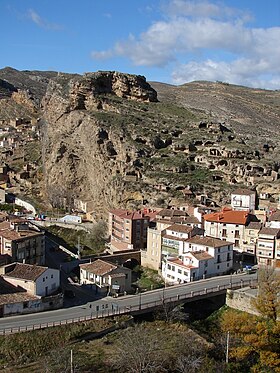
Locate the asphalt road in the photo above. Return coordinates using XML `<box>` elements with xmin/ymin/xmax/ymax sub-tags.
<box><xmin>0</xmin><ymin>272</ymin><xmax>257</xmax><ymax>333</ymax></box>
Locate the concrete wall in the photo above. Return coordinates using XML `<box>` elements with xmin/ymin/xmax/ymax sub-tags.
<box><xmin>14</xmin><ymin>197</ymin><xmax>36</xmax><ymax>215</ymax></box>
<box><xmin>226</xmin><ymin>287</ymin><xmax>260</xmax><ymax>316</ymax></box>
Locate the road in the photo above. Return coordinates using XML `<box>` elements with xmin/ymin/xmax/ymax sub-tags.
<box><xmin>0</xmin><ymin>272</ymin><xmax>257</xmax><ymax>333</ymax></box>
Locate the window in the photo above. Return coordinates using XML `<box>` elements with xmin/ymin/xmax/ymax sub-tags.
<box><xmin>235</xmin><ymin>240</ymin><xmax>239</xmax><ymax>247</ymax></box>
<box><xmin>51</xmin><ymin>274</ymin><xmax>53</xmax><ymax>279</ymax></box>
<box><xmin>222</xmin><ymin>229</ymin><xmax>227</xmax><ymax>237</ymax></box>
<box><xmin>167</xmin><ymin>264</ymin><xmax>171</xmax><ymax>270</ymax></box>
<box><xmin>178</xmin><ymin>269</ymin><xmax>182</xmax><ymax>274</ymax></box>
<box><xmin>23</xmin><ymin>302</ymin><xmax>28</xmax><ymax>309</ymax></box>
<box><xmin>43</xmin><ymin>278</ymin><xmax>45</xmax><ymax>282</ymax></box>
<box><xmin>217</xmin><ymin>265</ymin><xmax>220</xmax><ymax>269</ymax></box>
<box><xmin>227</xmin><ymin>263</ymin><xmax>230</xmax><ymax>267</ymax></box>
<box><xmin>206</xmin><ymin>247</ymin><xmax>209</xmax><ymax>252</ymax></box>
<box><xmin>171</xmin><ymin>266</ymin><xmax>175</xmax><ymax>271</ymax></box>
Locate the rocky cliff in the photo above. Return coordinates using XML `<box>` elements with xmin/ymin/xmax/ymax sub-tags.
<box><xmin>41</xmin><ymin>71</ymin><xmax>158</xmax><ymax>212</ymax></box>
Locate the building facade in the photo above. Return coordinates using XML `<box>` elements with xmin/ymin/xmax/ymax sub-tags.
<box><xmin>109</xmin><ymin>209</ymin><xmax>157</xmax><ymax>250</ymax></box>
<box><xmin>231</xmin><ymin>189</ymin><xmax>256</xmax><ymax>211</ymax></box>
<box><xmin>0</xmin><ymin>220</ymin><xmax>45</xmax><ymax>265</ymax></box>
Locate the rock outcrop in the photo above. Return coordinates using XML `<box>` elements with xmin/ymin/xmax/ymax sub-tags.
<box><xmin>41</xmin><ymin>71</ymin><xmax>158</xmax><ymax>212</ymax></box>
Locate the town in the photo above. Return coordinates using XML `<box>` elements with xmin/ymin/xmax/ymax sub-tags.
<box><xmin>0</xmin><ymin>182</ymin><xmax>279</xmax><ymax>318</ymax></box>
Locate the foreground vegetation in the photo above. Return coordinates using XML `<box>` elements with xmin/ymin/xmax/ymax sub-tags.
<box><xmin>1</xmin><ymin>303</ymin><xmax>279</xmax><ymax>372</ymax></box>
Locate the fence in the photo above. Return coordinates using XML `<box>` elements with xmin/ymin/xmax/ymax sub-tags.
<box><xmin>0</xmin><ymin>278</ymin><xmax>257</xmax><ymax>335</ymax></box>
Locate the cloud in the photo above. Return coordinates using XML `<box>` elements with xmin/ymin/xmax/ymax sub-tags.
<box><xmin>27</xmin><ymin>9</ymin><xmax>62</xmax><ymax>30</ymax></box>
<box><xmin>172</xmin><ymin>58</ymin><xmax>280</xmax><ymax>89</ymax></box>
<box><xmin>90</xmin><ymin>0</ymin><xmax>280</xmax><ymax>88</ymax></box>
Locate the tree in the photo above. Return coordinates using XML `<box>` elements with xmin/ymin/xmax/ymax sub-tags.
<box><xmin>111</xmin><ymin>323</ymin><xmax>169</xmax><ymax>373</ymax></box>
<box><xmin>220</xmin><ymin>308</ymin><xmax>280</xmax><ymax>371</ymax></box>
<box><xmin>86</xmin><ymin>220</ymin><xmax>108</xmax><ymax>251</ymax></box>
<box><xmin>253</xmin><ymin>267</ymin><xmax>280</xmax><ymax>322</ymax></box>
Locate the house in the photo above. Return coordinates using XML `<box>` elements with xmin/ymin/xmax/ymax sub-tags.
<box><xmin>162</xmin><ymin>235</ymin><xmax>233</xmax><ymax>285</ymax></box>
<box><xmin>231</xmin><ymin>188</ymin><xmax>256</xmax><ymax>212</ymax></box>
<box><xmin>268</xmin><ymin>210</ymin><xmax>280</xmax><ymax>229</ymax></box>
<box><xmin>0</xmin><ymin>263</ymin><xmax>62</xmax><ymax>317</ymax></box>
<box><xmin>256</xmin><ymin>227</ymin><xmax>280</xmax><ymax>266</ymax></box>
<box><xmin>80</xmin><ymin>259</ymin><xmax>132</xmax><ymax>295</ymax></box>
<box><xmin>161</xmin><ymin>224</ymin><xmax>204</xmax><ymax>257</ymax></box>
<box><xmin>203</xmin><ymin>207</ymin><xmax>259</xmax><ymax>251</ymax></box>
<box><xmin>1</xmin><ymin>262</ymin><xmax>60</xmax><ymax>296</ymax></box>
<box><xmin>108</xmin><ymin>208</ymin><xmax>158</xmax><ymax>250</ymax></box>
<box><xmin>0</xmin><ymin>276</ymin><xmax>40</xmax><ymax>317</ymax></box>
<box><xmin>243</xmin><ymin>221</ymin><xmax>263</xmax><ymax>255</ymax></box>
<box><xmin>0</xmin><ymin>219</ymin><xmax>45</xmax><ymax>265</ymax></box>
<box><xmin>141</xmin><ymin>221</ymin><xmax>203</xmax><ymax>271</ymax></box>
<box><xmin>184</xmin><ymin>236</ymin><xmax>233</xmax><ymax>272</ymax></box>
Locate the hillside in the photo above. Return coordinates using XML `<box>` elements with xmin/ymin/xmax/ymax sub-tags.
<box><xmin>0</xmin><ymin>67</ymin><xmax>280</xmax><ymax>213</ymax></box>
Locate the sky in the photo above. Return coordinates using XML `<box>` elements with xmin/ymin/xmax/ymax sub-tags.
<box><xmin>0</xmin><ymin>0</ymin><xmax>280</xmax><ymax>89</ymax></box>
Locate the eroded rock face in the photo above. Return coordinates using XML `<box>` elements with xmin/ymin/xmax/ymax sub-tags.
<box><xmin>41</xmin><ymin>71</ymin><xmax>157</xmax><ymax>212</ymax></box>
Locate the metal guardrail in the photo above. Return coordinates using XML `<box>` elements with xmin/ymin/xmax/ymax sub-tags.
<box><xmin>0</xmin><ymin>278</ymin><xmax>257</xmax><ymax>335</ymax></box>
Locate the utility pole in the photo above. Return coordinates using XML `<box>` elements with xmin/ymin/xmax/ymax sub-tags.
<box><xmin>226</xmin><ymin>331</ymin><xmax>230</xmax><ymax>364</ymax></box>
<box><xmin>70</xmin><ymin>349</ymin><xmax>74</xmax><ymax>373</ymax></box>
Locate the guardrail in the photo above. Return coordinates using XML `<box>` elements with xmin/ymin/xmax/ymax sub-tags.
<box><xmin>0</xmin><ymin>278</ymin><xmax>257</xmax><ymax>335</ymax></box>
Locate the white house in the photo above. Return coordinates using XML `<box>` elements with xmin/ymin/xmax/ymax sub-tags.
<box><xmin>80</xmin><ymin>259</ymin><xmax>132</xmax><ymax>295</ymax></box>
<box><xmin>162</xmin><ymin>236</ymin><xmax>233</xmax><ymax>285</ymax></box>
<box><xmin>162</xmin><ymin>251</ymin><xmax>214</xmax><ymax>284</ymax></box>
<box><xmin>1</xmin><ymin>262</ymin><xmax>60</xmax><ymax>296</ymax></box>
<box><xmin>231</xmin><ymin>189</ymin><xmax>256</xmax><ymax>212</ymax></box>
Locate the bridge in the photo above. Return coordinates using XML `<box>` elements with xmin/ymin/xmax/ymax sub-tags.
<box><xmin>0</xmin><ymin>273</ymin><xmax>257</xmax><ymax>335</ymax></box>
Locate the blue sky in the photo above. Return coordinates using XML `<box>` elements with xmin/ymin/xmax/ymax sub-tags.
<box><xmin>1</xmin><ymin>0</ymin><xmax>279</xmax><ymax>89</ymax></box>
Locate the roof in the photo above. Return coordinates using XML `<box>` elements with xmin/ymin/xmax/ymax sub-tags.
<box><xmin>166</xmin><ymin>224</ymin><xmax>193</xmax><ymax>233</ymax></box>
<box><xmin>0</xmin><ymin>221</ymin><xmax>43</xmax><ymax>241</ymax></box>
<box><xmin>259</xmin><ymin>227</ymin><xmax>280</xmax><ymax>237</ymax></box>
<box><xmin>80</xmin><ymin>259</ymin><xmax>118</xmax><ymax>276</ymax></box>
<box><xmin>167</xmin><ymin>257</ymin><xmax>197</xmax><ymax>269</ymax></box>
<box><xmin>203</xmin><ymin>208</ymin><xmax>251</xmax><ymax>225</ymax></box>
<box><xmin>157</xmin><ymin>209</ymin><xmax>189</xmax><ymax>218</ymax></box>
<box><xmin>246</xmin><ymin>221</ymin><xmax>262</xmax><ymax>230</ymax></box>
<box><xmin>4</xmin><ymin>263</ymin><xmax>48</xmax><ymax>281</ymax></box>
<box><xmin>232</xmin><ymin>188</ymin><xmax>255</xmax><ymax>196</ymax></box>
<box><xmin>110</xmin><ymin>208</ymin><xmax>157</xmax><ymax>221</ymax></box>
<box><xmin>110</xmin><ymin>240</ymin><xmax>134</xmax><ymax>252</ymax></box>
<box><xmin>270</xmin><ymin>210</ymin><xmax>280</xmax><ymax>222</ymax></box>
<box><xmin>162</xmin><ymin>234</ymin><xmax>187</xmax><ymax>242</ymax></box>
<box><xmin>0</xmin><ymin>292</ymin><xmax>39</xmax><ymax>306</ymax></box>
<box><xmin>185</xmin><ymin>236</ymin><xmax>233</xmax><ymax>248</ymax></box>
<box><xmin>190</xmin><ymin>251</ymin><xmax>213</xmax><ymax>260</ymax></box>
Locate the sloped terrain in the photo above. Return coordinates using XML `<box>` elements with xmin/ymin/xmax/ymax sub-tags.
<box><xmin>0</xmin><ymin>67</ymin><xmax>280</xmax><ymax>212</ymax></box>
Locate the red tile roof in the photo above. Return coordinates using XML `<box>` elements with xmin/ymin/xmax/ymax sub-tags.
<box><xmin>203</xmin><ymin>208</ymin><xmax>251</xmax><ymax>225</ymax></box>
<box><xmin>167</xmin><ymin>257</ymin><xmax>196</xmax><ymax>269</ymax></box>
<box><xmin>190</xmin><ymin>251</ymin><xmax>213</xmax><ymax>260</ymax></box>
